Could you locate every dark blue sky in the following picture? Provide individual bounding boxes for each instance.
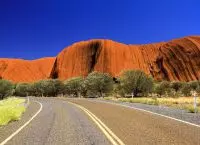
[0,0,199,59]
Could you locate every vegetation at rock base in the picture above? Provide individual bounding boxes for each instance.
[84,72,114,98]
[64,77,85,97]
[1,69,200,113]
[30,79,64,97]
[0,80,14,100]
[118,70,154,97]
[14,83,30,97]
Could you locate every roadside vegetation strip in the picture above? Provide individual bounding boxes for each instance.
[105,97,200,113]
[67,101,125,145]
[0,98,26,126]
[91,99,200,128]
[0,101,43,145]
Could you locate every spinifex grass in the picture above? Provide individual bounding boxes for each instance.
[0,97,26,126]
[105,97,200,113]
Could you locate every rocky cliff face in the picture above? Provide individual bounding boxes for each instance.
[51,36,200,81]
[0,57,55,82]
[50,39,162,80]
[156,36,200,81]
[1,36,200,82]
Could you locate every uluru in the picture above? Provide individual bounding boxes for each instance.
[0,57,55,82]
[1,36,200,83]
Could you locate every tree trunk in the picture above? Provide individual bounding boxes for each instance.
[100,91,103,98]
[134,90,138,97]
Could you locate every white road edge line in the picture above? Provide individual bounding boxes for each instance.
[88,99,200,128]
[67,101,125,145]
[0,101,43,145]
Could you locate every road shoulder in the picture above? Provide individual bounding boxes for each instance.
[0,99,40,143]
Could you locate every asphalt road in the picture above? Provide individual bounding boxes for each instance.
[1,97,200,145]
[0,98,110,145]
[67,98,200,145]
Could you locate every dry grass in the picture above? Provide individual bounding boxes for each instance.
[0,97,26,126]
[104,97,200,113]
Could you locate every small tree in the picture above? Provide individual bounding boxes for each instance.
[170,81,185,92]
[188,81,200,90]
[64,77,85,97]
[181,83,192,96]
[153,81,171,97]
[0,80,14,100]
[85,72,114,98]
[119,70,153,97]
[31,79,64,97]
[15,83,30,97]
[50,79,65,96]
[31,80,45,97]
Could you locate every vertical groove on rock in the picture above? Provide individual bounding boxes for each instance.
[155,52,169,81]
[88,41,102,73]
[50,58,58,79]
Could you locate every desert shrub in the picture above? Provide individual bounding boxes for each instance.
[14,83,30,97]
[170,81,185,92]
[196,86,200,95]
[32,79,64,97]
[153,81,172,97]
[181,83,192,96]
[119,70,154,97]
[84,72,114,97]
[188,81,200,90]
[112,83,123,98]
[64,77,85,97]
[51,79,65,96]
[0,80,14,100]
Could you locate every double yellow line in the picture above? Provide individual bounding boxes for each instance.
[68,102,125,145]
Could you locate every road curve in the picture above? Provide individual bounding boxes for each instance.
[1,97,200,145]
[0,97,110,145]
[67,98,200,145]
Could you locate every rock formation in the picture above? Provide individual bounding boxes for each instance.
[1,36,200,82]
[0,57,55,82]
[51,36,200,81]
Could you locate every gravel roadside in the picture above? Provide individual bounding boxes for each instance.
[94,98,200,125]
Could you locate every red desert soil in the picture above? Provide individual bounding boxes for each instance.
[0,57,55,82]
[1,36,200,82]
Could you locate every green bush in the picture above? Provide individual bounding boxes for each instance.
[181,83,192,96]
[15,83,30,97]
[64,77,85,97]
[112,83,123,98]
[170,81,185,92]
[31,79,64,97]
[85,72,114,97]
[119,70,154,97]
[0,80,14,100]
[153,81,172,97]
[188,81,200,90]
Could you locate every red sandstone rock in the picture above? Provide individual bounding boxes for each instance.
[1,36,200,82]
[0,57,55,83]
[51,36,200,81]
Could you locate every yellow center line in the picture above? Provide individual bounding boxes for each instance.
[67,101,125,145]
